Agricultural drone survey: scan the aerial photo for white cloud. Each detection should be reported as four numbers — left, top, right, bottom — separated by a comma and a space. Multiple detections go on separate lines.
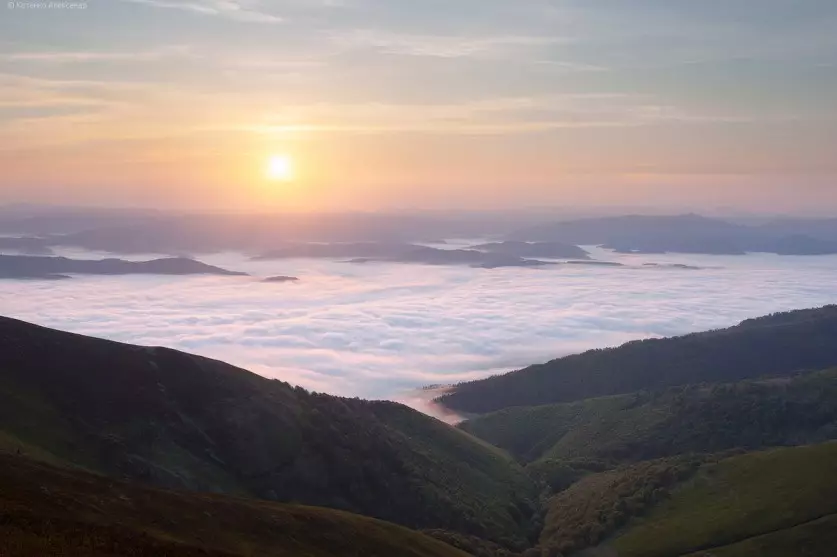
2, 247, 837, 423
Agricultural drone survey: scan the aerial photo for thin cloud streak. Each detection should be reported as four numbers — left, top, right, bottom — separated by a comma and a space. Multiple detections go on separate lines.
2, 46, 195, 63
331, 30, 571, 59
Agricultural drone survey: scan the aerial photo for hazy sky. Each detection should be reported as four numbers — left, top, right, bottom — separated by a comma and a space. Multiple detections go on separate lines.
2, 0, 836, 212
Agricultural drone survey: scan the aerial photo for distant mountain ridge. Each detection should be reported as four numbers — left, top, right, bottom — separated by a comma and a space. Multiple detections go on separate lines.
467, 241, 590, 259
5, 210, 837, 256
255, 242, 557, 268
0, 254, 245, 279
510, 213, 837, 255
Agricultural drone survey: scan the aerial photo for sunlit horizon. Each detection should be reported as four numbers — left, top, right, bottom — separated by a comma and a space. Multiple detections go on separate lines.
1, 1, 836, 213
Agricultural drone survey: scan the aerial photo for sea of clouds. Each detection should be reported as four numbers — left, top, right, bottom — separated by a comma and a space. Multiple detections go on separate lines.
2, 245, 837, 419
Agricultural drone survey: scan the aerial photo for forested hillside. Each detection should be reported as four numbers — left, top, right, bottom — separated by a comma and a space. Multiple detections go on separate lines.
461, 370, 837, 474
439, 306, 837, 413
0, 316, 536, 548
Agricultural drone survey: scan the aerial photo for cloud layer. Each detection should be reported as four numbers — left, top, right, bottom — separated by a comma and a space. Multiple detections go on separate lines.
2, 247, 837, 418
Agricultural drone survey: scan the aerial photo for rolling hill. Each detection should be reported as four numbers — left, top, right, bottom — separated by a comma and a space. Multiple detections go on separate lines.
439, 306, 837, 414
460, 370, 837, 475
5, 310, 837, 556
0, 315, 536, 548
529, 442, 837, 557
608, 442, 837, 557
0, 451, 470, 557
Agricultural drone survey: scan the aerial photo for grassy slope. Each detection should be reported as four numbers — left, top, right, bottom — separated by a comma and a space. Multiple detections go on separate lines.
0, 315, 535, 546
681, 514, 837, 557
0, 452, 470, 557
439, 306, 837, 413
460, 370, 837, 476
610, 442, 837, 557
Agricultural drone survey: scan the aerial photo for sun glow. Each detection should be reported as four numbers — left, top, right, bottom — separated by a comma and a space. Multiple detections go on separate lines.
266, 154, 294, 182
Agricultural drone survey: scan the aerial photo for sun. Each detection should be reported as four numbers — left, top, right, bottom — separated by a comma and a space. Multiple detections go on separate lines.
266, 154, 294, 182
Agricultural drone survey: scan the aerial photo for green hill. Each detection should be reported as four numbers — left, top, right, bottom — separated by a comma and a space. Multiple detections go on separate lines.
439, 306, 837, 413
0, 315, 536, 548
680, 514, 837, 557
609, 442, 837, 557
460, 370, 837, 481
0, 452, 470, 557
530, 443, 837, 557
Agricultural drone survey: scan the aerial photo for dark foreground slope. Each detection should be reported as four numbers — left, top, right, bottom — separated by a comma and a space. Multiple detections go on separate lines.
439, 306, 837, 413
461, 370, 837, 472
0, 316, 535, 547
0, 452, 470, 557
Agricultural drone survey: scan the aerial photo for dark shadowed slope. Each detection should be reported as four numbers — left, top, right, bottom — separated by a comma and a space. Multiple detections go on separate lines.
0, 254, 246, 279
438, 306, 837, 414
0, 316, 536, 546
0, 452, 470, 557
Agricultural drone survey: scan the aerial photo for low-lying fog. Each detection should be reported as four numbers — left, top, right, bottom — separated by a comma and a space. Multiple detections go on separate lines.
3, 245, 837, 419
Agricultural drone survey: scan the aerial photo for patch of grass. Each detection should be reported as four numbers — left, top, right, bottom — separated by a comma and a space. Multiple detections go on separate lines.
610, 442, 837, 557
682, 514, 837, 557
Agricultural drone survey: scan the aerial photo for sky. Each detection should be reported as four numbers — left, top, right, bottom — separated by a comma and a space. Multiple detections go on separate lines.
2, 0, 837, 212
